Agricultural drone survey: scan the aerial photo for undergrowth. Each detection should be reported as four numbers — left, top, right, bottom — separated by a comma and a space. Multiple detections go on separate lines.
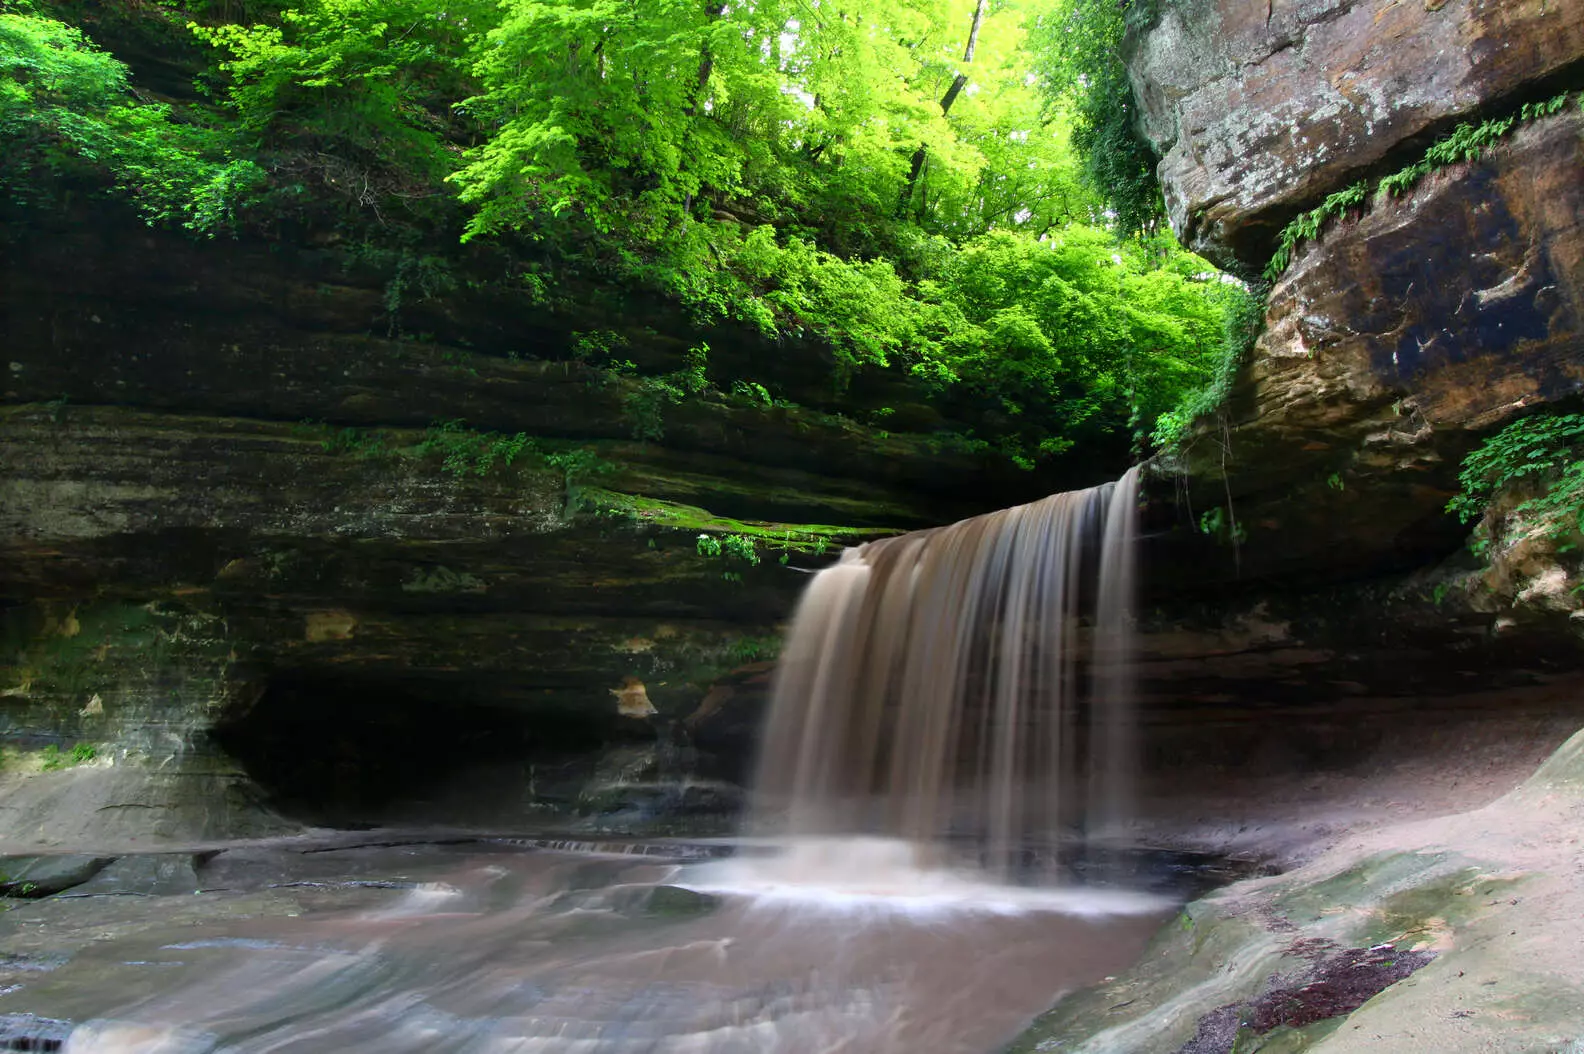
40, 741, 97, 770
1150, 280, 1266, 450
695, 532, 762, 581
1448, 412, 1584, 558
417, 419, 532, 478
621, 343, 710, 443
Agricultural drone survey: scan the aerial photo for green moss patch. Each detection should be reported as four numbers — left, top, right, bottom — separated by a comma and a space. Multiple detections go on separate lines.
578, 488, 897, 552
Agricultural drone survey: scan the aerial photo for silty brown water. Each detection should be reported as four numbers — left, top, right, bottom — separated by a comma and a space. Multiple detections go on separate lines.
753, 466, 1141, 873
0, 839, 1169, 1054
5, 469, 1166, 1053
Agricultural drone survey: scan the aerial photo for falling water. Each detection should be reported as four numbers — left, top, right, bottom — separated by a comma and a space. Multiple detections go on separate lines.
10, 473, 1156, 1054
751, 466, 1140, 877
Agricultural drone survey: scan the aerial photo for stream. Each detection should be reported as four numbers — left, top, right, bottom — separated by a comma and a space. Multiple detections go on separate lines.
0, 835, 1210, 1054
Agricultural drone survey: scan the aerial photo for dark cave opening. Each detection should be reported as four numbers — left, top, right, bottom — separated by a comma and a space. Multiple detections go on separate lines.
212, 672, 634, 828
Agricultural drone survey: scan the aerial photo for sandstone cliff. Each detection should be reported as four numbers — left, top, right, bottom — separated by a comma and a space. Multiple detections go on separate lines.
0, 205, 1056, 841
1134, 0, 1584, 612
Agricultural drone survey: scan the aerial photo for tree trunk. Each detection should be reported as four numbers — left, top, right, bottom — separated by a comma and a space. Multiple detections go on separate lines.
682, 2, 730, 219
897, 0, 987, 218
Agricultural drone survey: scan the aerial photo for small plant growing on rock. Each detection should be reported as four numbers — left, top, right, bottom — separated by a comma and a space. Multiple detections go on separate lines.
419, 420, 534, 477
320, 427, 392, 459
720, 534, 760, 566
1266, 91, 1577, 280
39, 742, 97, 771
1448, 412, 1584, 556
1198, 506, 1247, 547
695, 533, 761, 580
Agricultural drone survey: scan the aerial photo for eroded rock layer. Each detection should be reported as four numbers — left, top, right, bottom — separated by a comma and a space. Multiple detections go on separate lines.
1158, 108, 1584, 588
1132, 0, 1584, 268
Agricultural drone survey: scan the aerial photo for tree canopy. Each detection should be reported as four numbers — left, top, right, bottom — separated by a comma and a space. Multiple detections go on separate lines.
1, 0, 1241, 465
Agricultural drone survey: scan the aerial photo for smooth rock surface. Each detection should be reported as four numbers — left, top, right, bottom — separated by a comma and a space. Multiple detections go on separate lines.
0, 855, 114, 897
70, 854, 203, 898
1012, 723, 1584, 1052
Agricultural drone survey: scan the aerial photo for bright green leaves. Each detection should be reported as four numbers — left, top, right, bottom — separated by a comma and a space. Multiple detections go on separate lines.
1027, 0, 1164, 237
4, 0, 1253, 474
0, 12, 129, 110
454, 0, 760, 241
1265, 179, 1369, 279
0, 12, 263, 230
1448, 411, 1584, 563
916, 227, 1236, 458
450, 0, 1073, 249
725, 226, 915, 371
193, 0, 495, 202
1449, 414, 1584, 539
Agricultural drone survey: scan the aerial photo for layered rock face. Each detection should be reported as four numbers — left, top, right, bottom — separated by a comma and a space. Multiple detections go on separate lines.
1132, 0, 1584, 268
1114, 0, 1584, 823
1134, 0, 1584, 602
0, 209, 1047, 842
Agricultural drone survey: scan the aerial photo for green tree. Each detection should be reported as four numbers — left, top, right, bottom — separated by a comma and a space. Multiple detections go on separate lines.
0, 10, 262, 229
192, 0, 494, 214
1028, 0, 1163, 236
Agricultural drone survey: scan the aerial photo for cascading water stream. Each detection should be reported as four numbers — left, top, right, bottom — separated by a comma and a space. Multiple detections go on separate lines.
15, 471, 1164, 1054
748, 466, 1141, 880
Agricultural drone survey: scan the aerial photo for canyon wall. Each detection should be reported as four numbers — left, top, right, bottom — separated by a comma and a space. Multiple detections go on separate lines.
0, 207, 1041, 842
1134, 0, 1584, 612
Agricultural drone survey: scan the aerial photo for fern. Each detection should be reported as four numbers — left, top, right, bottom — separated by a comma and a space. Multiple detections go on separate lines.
1448, 412, 1584, 551
1265, 92, 1579, 280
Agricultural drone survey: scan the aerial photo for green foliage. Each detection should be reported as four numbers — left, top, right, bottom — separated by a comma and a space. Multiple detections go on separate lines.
720, 533, 760, 566
914, 227, 1240, 456
371, 249, 456, 335
619, 343, 709, 443
190, 0, 493, 197
1265, 181, 1369, 280
320, 426, 392, 458
1197, 505, 1246, 546
625, 221, 1242, 457
726, 636, 781, 663
451, 0, 1062, 247
543, 447, 613, 488
39, 741, 95, 770
0, 11, 263, 228
1266, 92, 1577, 280
1150, 279, 1264, 449
696, 529, 763, 580
571, 330, 629, 363
1448, 412, 1584, 555
417, 419, 533, 477
622, 378, 683, 444
1028, 0, 1164, 236
543, 445, 615, 510
6, 0, 1256, 469
730, 380, 775, 408
695, 531, 761, 580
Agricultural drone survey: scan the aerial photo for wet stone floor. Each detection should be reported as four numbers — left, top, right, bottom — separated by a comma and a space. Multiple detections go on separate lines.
0, 836, 1205, 1054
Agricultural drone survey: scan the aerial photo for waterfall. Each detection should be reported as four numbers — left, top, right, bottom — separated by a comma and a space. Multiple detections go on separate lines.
750, 467, 1140, 877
